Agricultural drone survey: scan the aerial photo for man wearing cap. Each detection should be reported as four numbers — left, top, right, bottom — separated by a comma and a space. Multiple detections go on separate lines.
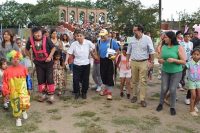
127, 25, 155, 107
97, 29, 119, 100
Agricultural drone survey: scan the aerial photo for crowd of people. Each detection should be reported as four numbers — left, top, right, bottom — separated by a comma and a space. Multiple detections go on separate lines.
0, 24, 200, 127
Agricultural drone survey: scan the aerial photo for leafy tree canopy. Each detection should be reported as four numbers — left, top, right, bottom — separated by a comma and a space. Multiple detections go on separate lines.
0, 0, 199, 36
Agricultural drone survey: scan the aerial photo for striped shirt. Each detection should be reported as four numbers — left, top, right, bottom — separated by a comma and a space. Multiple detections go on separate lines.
127, 34, 155, 60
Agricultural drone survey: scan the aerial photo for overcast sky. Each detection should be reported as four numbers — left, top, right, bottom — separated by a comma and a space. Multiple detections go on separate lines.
1, 0, 200, 21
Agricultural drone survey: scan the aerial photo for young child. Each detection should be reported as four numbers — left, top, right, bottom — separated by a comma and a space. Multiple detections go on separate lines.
91, 38, 102, 92
186, 47, 200, 116
53, 50, 66, 95
2, 50, 32, 126
0, 58, 9, 109
116, 46, 131, 99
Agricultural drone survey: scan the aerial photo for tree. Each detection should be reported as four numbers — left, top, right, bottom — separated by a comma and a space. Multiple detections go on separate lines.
0, 0, 160, 35
0, 1, 21, 28
98, 0, 159, 37
0, 1, 35, 28
34, 8, 59, 26
178, 8, 200, 32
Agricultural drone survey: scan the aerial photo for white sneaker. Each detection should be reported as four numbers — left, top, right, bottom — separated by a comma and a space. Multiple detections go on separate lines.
195, 106, 199, 112
185, 98, 190, 105
123, 87, 126, 91
47, 95, 54, 104
22, 111, 28, 120
38, 94, 47, 102
16, 118, 22, 127
96, 86, 102, 92
190, 111, 199, 116
157, 75, 161, 80
3, 102, 8, 109
178, 83, 182, 88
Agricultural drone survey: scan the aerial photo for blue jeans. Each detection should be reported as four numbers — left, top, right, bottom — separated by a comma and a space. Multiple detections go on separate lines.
159, 71, 182, 108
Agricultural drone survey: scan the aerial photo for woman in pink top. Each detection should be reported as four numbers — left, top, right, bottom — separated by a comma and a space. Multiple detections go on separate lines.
116, 46, 131, 99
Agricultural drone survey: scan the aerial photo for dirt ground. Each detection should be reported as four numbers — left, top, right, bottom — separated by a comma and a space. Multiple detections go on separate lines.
0, 67, 200, 133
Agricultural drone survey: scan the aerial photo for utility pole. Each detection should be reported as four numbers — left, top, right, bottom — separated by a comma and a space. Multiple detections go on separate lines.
159, 0, 162, 29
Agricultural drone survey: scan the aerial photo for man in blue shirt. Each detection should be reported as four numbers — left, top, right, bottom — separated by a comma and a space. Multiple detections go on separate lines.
97, 29, 119, 100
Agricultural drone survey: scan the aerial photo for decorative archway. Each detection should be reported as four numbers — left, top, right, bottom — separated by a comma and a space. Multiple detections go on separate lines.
58, 6, 107, 24
89, 12, 95, 23
99, 12, 106, 24
60, 10, 66, 22
79, 11, 85, 24
69, 10, 75, 23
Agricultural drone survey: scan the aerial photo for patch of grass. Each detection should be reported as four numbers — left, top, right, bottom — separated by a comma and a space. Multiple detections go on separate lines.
23, 123, 39, 132
62, 104, 70, 108
47, 109, 59, 113
122, 104, 140, 110
60, 95, 73, 101
102, 102, 111, 108
92, 117, 101, 122
74, 119, 90, 127
50, 114, 62, 120
82, 123, 107, 133
29, 111, 42, 123
143, 115, 161, 125
32, 95, 40, 102
149, 93, 160, 100
115, 131, 122, 133
113, 96, 122, 101
176, 125, 196, 133
112, 116, 139, 125
49, 130, 57, 133
72, 100, 88, 108
74, 111, 96, 118
148, 83, 157, 87
10, 123, 38, 133
122, 129, 133, 133
151, 93, 160, 98
101, 111, 110, 114
193, 117, 200, 124
104, 104, 111, 108
36, 131, 47, 133
0, 111, 13, 129
137, 115, 161, 130
74, 122, 88, 127
91, 95, 102, 101
118, 108, 126, 112
0, 110, 41, 133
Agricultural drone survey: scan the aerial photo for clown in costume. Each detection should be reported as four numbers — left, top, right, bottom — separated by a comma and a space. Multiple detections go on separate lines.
25, 27, 56, 103
2, 50, 32, 127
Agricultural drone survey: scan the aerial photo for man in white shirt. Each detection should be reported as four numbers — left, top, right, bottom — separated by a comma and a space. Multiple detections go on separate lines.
68, 29, 95, 99
127, 25, 155, 107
